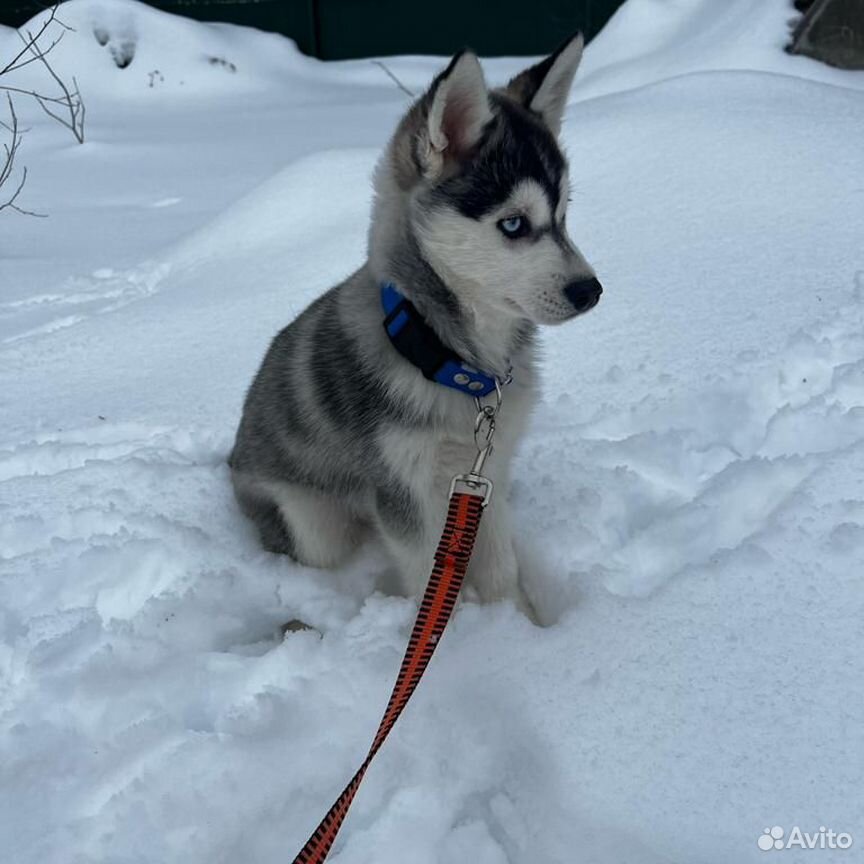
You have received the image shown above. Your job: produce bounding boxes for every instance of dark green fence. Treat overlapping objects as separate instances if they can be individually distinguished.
[1,0,626,58]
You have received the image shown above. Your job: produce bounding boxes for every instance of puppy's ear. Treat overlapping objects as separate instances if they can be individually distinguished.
[504,33,584,135]
[418,50,492,178]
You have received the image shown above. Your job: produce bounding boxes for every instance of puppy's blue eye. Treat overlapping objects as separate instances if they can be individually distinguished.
[498,214,529,239]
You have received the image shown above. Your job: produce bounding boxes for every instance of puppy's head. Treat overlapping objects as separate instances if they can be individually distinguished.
[371,34,601,326]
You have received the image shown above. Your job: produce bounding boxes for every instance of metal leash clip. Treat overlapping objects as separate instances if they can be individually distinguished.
[448,374,508,507]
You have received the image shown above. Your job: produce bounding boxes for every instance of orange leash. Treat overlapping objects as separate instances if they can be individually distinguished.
[292,490,486,864]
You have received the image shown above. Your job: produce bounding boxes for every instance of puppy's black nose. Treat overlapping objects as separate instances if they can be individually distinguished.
[564,277,603,313]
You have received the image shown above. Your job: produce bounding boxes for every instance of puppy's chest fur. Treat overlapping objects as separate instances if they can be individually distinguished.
[345,269,537,523]
[377,375,535,510]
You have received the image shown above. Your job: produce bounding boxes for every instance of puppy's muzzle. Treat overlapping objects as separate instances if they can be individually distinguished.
[564,277,603,314]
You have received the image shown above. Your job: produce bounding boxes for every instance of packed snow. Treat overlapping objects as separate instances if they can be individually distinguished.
[1,1,863,862]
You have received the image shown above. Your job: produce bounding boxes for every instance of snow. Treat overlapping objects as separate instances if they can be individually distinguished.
[1,1,863,862]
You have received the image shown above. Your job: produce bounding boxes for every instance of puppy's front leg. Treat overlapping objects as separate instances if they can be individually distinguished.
[375,481,444,598]
[466,497,538,622]
[378,484,537,622]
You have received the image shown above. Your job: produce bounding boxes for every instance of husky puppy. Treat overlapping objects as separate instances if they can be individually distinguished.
[230,34,602,618]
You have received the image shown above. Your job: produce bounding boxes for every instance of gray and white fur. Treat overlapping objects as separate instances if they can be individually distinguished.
[229,34,601,619]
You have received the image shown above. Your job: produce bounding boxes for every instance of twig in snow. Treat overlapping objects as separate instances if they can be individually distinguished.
[18,26,86,143]
[0,3,70,77]
[371,60,415,98]
[0,94,46,217]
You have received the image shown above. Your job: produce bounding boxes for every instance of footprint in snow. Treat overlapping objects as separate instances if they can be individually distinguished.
[0,263,170,345]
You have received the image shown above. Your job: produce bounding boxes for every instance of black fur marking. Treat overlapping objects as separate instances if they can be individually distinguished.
[375,482,422,538]
[310,296,425,432]
[512,320,537,352]
[233,320,317,459]
[245,496,298,557]
[550,224,572,254]
[392,230,461,316]
[389,230,485,368]
[432,97,565,220]
[259,327,313,441]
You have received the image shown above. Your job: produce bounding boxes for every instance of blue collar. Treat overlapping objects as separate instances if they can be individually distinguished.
[381,283,498,397]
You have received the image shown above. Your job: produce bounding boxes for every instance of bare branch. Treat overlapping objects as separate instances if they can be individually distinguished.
[0,84,69,104]
[0,4,62,76]
[0,94,47,217]
[18,24,86,143]
[0,4,79,216]
[74,75,85,136]
[1,95,23,189]
[371,60,415,98]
